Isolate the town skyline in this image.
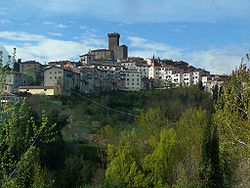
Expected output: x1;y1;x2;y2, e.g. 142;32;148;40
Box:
0;0;250;74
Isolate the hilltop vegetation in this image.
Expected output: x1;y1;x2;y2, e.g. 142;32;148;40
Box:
0;63;250;187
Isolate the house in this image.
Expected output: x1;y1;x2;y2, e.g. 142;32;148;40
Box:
44;66;64;87
19;60;43;73
19;60;43;85
124;70;143;91
80;53;95;64
18;86;60;95
192;69;210;85
44;66;78;91
3;71;30;93
79;65;124;94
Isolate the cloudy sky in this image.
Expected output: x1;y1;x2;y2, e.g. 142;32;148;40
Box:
0;0;249;74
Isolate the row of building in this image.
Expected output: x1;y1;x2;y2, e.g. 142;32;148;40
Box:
2;33;228;96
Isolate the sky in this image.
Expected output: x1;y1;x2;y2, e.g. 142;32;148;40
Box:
0;0;250;74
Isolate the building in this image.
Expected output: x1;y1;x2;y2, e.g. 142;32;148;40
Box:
18;86;60;95
171;72;183;86
79;32;128;63
80;53;95;64
44;66;78;91
124;70;143;91
183;72;193;86
204;75;228;92
90;49;114;61
44;66;65;87
64;68;80;91
3;71;30;93
19;60;43;73
79;65;124;94
108;33;128;60
48;61;76;69
19;60;43;85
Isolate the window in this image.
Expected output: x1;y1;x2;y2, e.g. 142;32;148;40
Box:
44;89;47;91
127;78;129;81
55;76;57;79
132;83;134;85
50;72;52;74
132;78;134;81
50;76;52;79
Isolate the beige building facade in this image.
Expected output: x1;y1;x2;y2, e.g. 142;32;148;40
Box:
44;66;65;87
19;86;60;95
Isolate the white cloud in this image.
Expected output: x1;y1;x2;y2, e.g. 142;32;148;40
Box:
0;31;46;41
128;36;183;59
48;32;63;37
42;21;67;29
0;31;106;63
55;24;67;29
43;21;54;25
187;49;244;74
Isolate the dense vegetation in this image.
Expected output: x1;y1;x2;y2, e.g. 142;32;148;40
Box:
0;57;250;187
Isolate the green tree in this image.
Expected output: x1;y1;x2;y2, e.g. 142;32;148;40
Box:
142;128;182;187
175;108;208;185
137;108;168;139
199;120;223;188
105;131;145;187
214;63;250;187
0;50;6;95
0;99;63;187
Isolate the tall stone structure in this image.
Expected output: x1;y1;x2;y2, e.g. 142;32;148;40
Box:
108;32;128;60
108;33;120;51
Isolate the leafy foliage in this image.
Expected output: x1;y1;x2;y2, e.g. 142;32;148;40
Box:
214;64;250;187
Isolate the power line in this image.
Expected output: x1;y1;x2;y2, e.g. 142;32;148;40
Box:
4;88;139;181
66;88;139;118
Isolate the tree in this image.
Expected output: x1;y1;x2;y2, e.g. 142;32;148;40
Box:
137;108;168;139
214;63;250;187
105;131;145;187
176;108;208;184
0;51;6;95
199;119;223;188
142;128;182;187
0;99;64;187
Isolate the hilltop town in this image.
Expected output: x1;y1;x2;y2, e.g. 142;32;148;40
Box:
2;33;227;96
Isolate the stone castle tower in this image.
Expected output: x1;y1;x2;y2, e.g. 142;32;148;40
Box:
108;32;120;51
108;32;128;60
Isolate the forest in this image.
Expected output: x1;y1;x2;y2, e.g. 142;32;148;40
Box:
0;62;250;187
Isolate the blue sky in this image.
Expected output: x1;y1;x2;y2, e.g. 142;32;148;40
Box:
0;0;250;74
